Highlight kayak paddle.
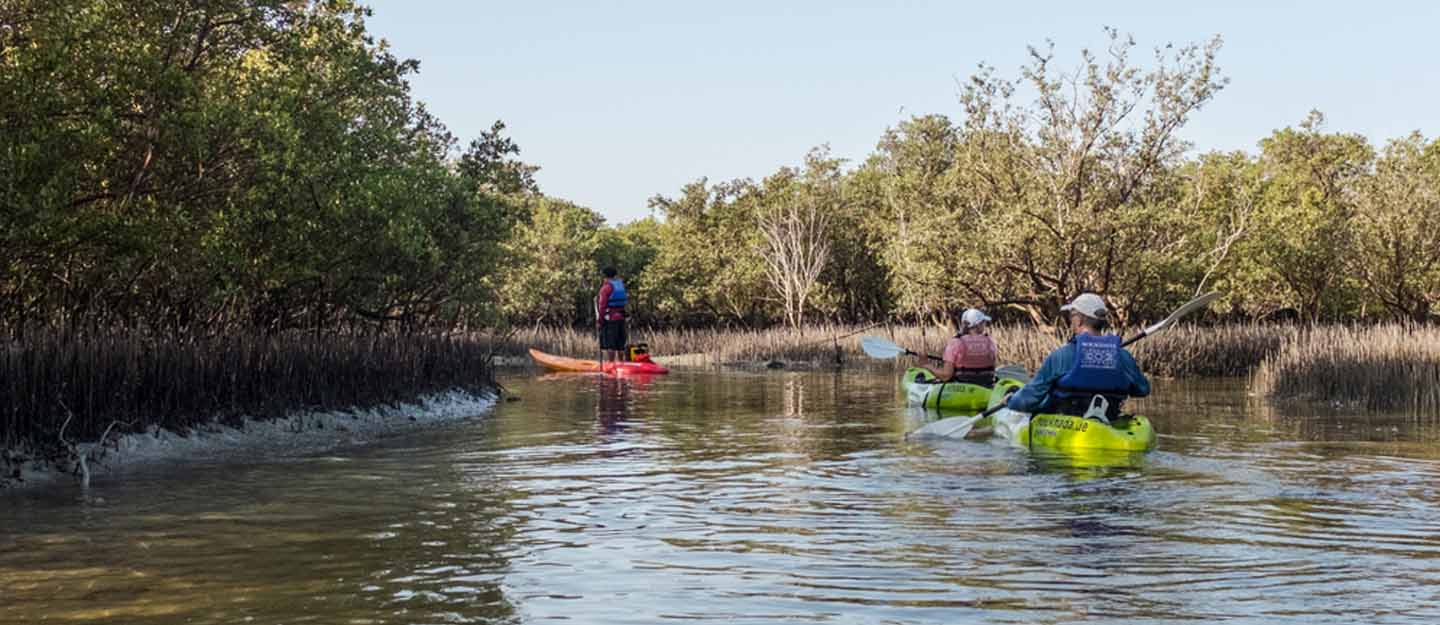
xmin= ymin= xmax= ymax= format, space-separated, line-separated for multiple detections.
xmin=906 ymin=395 xmax=1015 ymax=440
xmin=860 ymin=335 xmax=943 ymax=362
xmin=1121 ymin=291 xmax=1220 ymax=346
xmin=908 ymin=291 xmax=1220 ymax=440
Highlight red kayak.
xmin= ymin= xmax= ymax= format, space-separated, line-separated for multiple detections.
xmin=528 ymin=348 xmax=669 ymax=375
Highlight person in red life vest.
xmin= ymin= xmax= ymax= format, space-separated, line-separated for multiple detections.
xmin=921 ymin=308 xmax=999 ymax=385
xmin=596 ymin=267 xmax=628 ymax=364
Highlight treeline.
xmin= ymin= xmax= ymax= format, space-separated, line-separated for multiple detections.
xmin=607 ymin=112 xmax=1440 ymax=327
xmin=2 ymin=0 xmax=541 ymax=334
xmin=2 ymin=0 xmax=525 ymax=453
xmin=510 ymin=33 xmax=1440 ymax=329
xmin=6 ymin=5 xmax=1439 ymax=337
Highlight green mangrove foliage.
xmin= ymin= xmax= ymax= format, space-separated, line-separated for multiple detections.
xmin=615 ymin=35 xmax=1440 ymax=328
xmin=0 ymin=0 xmax=528 ymax=332
xmin=0 ymin=0 xmax=528 ymax=452
xmin=5 ymin=6 xmax=1440 ymax=334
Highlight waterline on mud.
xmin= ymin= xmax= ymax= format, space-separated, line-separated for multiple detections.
xmin=2 ymin=389 xmax=497 ymax=490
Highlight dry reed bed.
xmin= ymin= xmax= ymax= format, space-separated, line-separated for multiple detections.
xmin=1254 ymin=324 xmax=1440 ymax=411
xmin=6 ymin=321 xmax=1422 ymax=464
xmin=504 ymin=323 xmax=1295 ymax=377
xmin=1130 ymin=323 xmax=1298 ymax=377
xmin=2 ymin=331 xmax=495 ymax=455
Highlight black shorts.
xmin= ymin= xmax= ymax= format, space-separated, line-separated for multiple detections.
xmin=599 ymin=319 xmax=627 ymax=351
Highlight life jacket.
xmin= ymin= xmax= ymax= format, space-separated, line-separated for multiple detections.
xmin=936 ymin=334 xmax=997 ymax=386
xmin=1054 ymin=334 xmax=1131 ymax=397
xmin=952 ymin=334 xmax=997 ymax=372
xmin=606 ymin=279 xmax=627 ymax=310
xmin=627 ymin=343 xmax=650 ymax=362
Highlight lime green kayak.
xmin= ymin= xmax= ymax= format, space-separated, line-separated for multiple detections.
xmin=902 ymin=367 xmax=1024 ymax=412
xmin=1014 ymin=413 xmax=1156 ymax=452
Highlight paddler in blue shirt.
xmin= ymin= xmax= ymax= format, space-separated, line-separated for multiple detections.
xmin=1005 ymin=293 xmax=1150 ymax=422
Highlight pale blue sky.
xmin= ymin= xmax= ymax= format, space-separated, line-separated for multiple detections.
xmin=366 ymin=1 xmax=1439 ymax=223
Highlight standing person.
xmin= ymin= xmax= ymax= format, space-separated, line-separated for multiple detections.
xmin=1006 ymin=293 xmax=1150 ymax=421
xmin=921 ymin=308 xmax=998 ymax=385
xmin=595 ymin=267 xmax=628 ymax=364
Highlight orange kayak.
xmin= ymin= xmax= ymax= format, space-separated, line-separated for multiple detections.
xmin=527 ymin=348 xmax=669 ymax=375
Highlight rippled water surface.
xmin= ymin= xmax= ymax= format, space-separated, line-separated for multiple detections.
xmin=4 ymin=370 xmax=1440 ymax=624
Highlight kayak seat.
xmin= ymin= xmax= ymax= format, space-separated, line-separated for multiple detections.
xmin=951 ymin=371 xmax=996 ymax=387
xmin=1049 ymin=394 xmax=1127 ymax=420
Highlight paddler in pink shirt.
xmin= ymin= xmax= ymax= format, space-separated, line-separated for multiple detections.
xmin=920 ymin=308 xmax=999 ymax=386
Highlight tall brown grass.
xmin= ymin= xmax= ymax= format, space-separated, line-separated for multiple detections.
xmin=504 ymin=323 xmax=1294 ymax=377
xmin=2 ymin=330 xmax=495 ymax=455
xmin=1254 ymin=324 xmax=1440 ymax=411
xmin=1129 ymin=323 xmax=1298 ymax=377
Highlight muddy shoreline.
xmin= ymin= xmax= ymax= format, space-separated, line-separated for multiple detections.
xmin=1 ymin=388 xmax=497 ymax=492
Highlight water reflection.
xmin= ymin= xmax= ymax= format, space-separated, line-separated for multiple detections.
xmin=1026 ymin=449 xmax=1148 ymax=480
xmin=2 ymin=373 xmax=1439 ymax=624
xmin=596 ymin=373 xmax=655 ymax=434
xmin=0 ymin=449 xmax=526 ymax=624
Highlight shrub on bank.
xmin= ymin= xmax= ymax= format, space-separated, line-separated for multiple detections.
xmin=1254 ymin=324 xmax=1440 ymax=411
xmin=1 ymin=331 xmax=496 ymax=457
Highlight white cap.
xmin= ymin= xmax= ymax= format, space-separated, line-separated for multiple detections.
xmin=1060 ymin=293 xmax=1108 ymax=319
xmin=961 ymin=308 xmax=991 ymax=326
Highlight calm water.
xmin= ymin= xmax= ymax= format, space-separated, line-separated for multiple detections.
xmin=3 ymin=370 xmax=1439 ymax=624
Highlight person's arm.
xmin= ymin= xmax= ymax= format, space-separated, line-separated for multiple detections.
xmin=1006 ymin=347 xmax=1069 ymax=412
xmin=596 ymin=282 xmax=612 ymax=325
xmin=924 ymin=361 xmax=956 ymax=380
xmin=924 ymin=339 xmax=961 ymax=379
xmin=1121 ymin=350 xmax=1151 ymax=397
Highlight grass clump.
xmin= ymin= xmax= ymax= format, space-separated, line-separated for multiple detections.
xmin=1254 ymin=324 xmax=1440 ymax=411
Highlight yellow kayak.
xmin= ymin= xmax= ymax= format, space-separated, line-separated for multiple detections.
xmin=1013 ymin=413 xmax=1156 ymax=452
xmin=902 ymin=365 xmax=1027 ymax=411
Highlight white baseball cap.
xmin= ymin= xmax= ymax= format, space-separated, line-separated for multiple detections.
xmin=1060 ymin=293 xmax=1108 ymax=319
xmin=961 ymin=308 xmax=991 ymax=326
